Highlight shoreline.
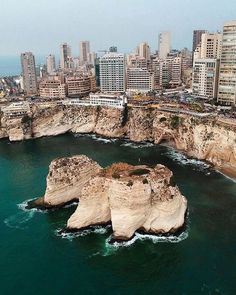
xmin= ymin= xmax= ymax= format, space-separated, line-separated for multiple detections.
xmin=1 ymin=130 xmax=236 ymax=183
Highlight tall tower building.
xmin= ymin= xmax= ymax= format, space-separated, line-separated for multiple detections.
xmin=158 ymin=32 xmax=171 ymax=59
xmin=192 ymin=30 xmax=207 ymax=54
xmin=80 ymin=41 xmax=90 ymax=64
xmin=192 ymin=32 xmax=222 ymax=100
xmin=218 ymin=21 xmax=236 ymax=105
xmin=46 ymin=54 xmax=56 ymax=75
xmin=60 ymin=43 xmax=71 ymax=69
xmin=199 ymin=32 xmax=222 ymax=59
xmin=99 ymin=53 xmax=126 ymax=93
xmin=139 ymin=42 xmax=151 ymax=61
xmin=20 ymin=52 xmax=37 ymax=96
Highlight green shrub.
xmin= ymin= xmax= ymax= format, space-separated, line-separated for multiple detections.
xmin=112 ymin=172 xmax=120 ymax=179
xmin=142 ymin=178 xmax=148 ymax=184
xmin=170 ymin=115 xmax=182 ymax=129
xmin=127 ymin=180 xmax=133 ymax=187
xmin=129 ymin=168 xmax=150 ymax=176
xmin=159 ymin=117 xmax=167 ymax=123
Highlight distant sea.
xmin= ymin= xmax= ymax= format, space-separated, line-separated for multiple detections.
xmin=0 ymin=55 xmax=48 ymax=77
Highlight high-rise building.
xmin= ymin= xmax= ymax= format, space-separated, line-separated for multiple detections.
xmin=218 ymin=21 xmax=236 ymax=105
xmin=170 ymin=57 xmax=182 ymax=87
xmin=60 ymin=43 xmax=71 ymax=69
xmin=139 ymin=42 xmax=151 ymax=61
xmin=46 ymin=54 xmax=56 ymax=75
xmin=127 ymin=68 xmax=154 ymax=93
xmin=158 ymin=32 xmax=171 ymax=59
xmin=192 ymin=59 xmax=220 ymax=99
xmin=192 ymin=32 xmax=222 ymax=99
xmin=153 ymin=58 xmax=171 ymax=88
xmin=100 ymin=53 xmax=126 ymax=93
xmin=21 ymin=52 xmax=37 ymax=96
xmin=192 ymin=30 xmax=207 ymax=55
xmin=198 ymin=32 xmax=222 ymax=59
xmin=80 ymin=41 xmax=90 ymax=64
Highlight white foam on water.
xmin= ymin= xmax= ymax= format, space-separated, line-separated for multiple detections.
xmin=4 ymin=210 xmax=35 ymax=230
xmin=74 ymin=133 xmax=118 ymax=144
xmin=17 ymin=199 xmax=48 ymax=214
xmin=121 ymin=142 xmax=154 ymax=149
xmin=165 ymin=148 xmax=211 ymax=172
xmin=64 ymin=201 xmax=79 ymax=208
xmin=55 ymin=225 xmax=111 ymax=241
xmin=100 ymin=228 xmax=189 ymax=256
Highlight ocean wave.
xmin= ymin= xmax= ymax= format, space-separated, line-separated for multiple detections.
xmin=17 ymin=199 xmax=48 ymax=213
xmin=74 ymin=133 xmax=118 ymax=144
xmin=120 ymin=142 xmax=154 ymax=149
xmin=165 ymin=148 xmax=211 ymax=171
xmin=55 ymin=225 xmax=111 ymax=241
xmin=4 ymin=210 xmax=35 ymax=230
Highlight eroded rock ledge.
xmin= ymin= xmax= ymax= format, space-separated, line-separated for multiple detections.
xmin=30 ymin=155 xmax=187 ymax=241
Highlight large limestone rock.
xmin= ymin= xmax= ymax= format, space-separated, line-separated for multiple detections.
xmin=29 ymin=155 xmax=101 ymax=208
xmin=58 ymin=158 xmax=187 ymax=241
xmin=67 ymin=176 xmax=111 ymax=229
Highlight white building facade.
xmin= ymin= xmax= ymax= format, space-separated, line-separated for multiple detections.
xmin=100 ymin=53 xmax=126 ymax=93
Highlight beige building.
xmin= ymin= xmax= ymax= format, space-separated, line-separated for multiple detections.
xmin=218 ymin=21 xmax=236 ymax=105
xmin=193 ymin=32 xmax=222 ymax=99
xmin=170 ymin=57 xmax=182 ymax=87
xmin=158 ymin=32 xmax=171 ymax=59
xmin=46 ymin=54 xmax=56 ymax=75
xmin=138 ymin=42 xmax=151 ymax=61
xmin=39 ymin=76 xmax=67 ymax=99
xmin=60 ymin=43 xmax=71 ymax=69
xmin=80 ymin=41 xmax=90 ymax=64
xmin=127 ymin=55 xmax=147 ymax=69
xmin=200 ymin=32 xmax=222 ymax=59
xmin=66 ymin=74 xmax=95 ymax=97
xmin=21 ymin=52 xmax=38 ymax=96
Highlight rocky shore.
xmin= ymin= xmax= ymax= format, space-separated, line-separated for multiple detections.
xmin=30 ymin=155 xmax=188 ymax=241
xmin=1 ymin=104 xmax=236 ymax=178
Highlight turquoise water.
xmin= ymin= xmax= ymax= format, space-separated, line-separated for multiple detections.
xmin=0 ymin=134 xmax=236 ymax=294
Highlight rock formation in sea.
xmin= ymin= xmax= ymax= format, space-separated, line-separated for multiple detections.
xmin=1 ymin=104 xmax=236 ymax=177
xmin=30 ymin=155 xmax=188 ymax=241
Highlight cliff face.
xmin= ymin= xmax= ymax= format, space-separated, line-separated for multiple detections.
xmin=1 ymin=104 xmax=236 ymax=177
xmin=34 ymin=156 xmax=187 ymax=240
xmin=42 ymin=155 xmax=101 ymax=206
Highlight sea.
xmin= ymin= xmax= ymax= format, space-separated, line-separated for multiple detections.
xmin=0 ymin=56 xmax=47 ymax=77
xmin=0 ymin=133 xmax=236 ymax=294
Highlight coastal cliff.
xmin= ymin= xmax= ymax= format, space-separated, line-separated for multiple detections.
xmin=1 ymin=105 xmax=236 ymax=177
xmin=31 ymin=156 xmax=187 ymax=241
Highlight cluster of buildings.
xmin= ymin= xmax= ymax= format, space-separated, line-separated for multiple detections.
xmin=192 ymin=21 xmax=236 ymax=105
xmin=19 ymin=20 xmax=236 ymax=107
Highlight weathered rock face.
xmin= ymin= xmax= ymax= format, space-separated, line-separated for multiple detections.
xmin=1 ymin=104 xmax=236 ymax=178
xmin=38 ymin=157 xmax=187 ymax=241
xmin=39 ymin=155 xmax=101 ymax=207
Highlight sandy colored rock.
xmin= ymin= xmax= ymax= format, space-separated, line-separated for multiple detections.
xmin=43 ymin=155 xmax=101 ymax=206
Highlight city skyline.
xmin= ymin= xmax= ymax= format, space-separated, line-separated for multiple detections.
xmin=1 ymin=0 xmax=236 ymax=56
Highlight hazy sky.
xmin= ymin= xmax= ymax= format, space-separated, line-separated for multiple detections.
xmin=1 ymin=0 xmax=236 ymax=57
